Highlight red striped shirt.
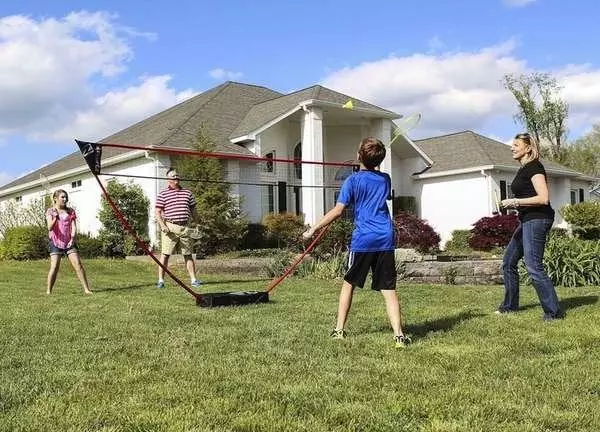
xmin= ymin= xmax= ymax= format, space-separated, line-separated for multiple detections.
xmin=156 ymin=186 xmax=196 ymax=223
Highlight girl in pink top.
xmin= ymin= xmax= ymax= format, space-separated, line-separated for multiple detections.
xmin=45 ymin=189 xmax=92 ymax=295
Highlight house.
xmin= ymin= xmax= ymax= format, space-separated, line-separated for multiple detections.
xmin=411 ymin=131 xmax=597 ymax=245
xmin=0 ymin=81 xmax=596 ymax=248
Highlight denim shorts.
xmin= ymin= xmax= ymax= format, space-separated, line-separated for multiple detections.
xmin=48 ymin=240 xmax=78 ymax=256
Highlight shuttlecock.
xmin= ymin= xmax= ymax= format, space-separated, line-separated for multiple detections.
xmin=342 ymin=99 xmax=354 ymax=110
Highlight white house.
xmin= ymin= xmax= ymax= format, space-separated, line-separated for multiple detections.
xmin=0 ymin=81 xmax=597 ymax=248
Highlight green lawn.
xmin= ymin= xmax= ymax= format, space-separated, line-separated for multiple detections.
xmin=1 ymin=259 xmax=599 ymax=432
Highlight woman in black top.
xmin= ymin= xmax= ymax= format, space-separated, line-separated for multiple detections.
xmin=497 ymin=132 xmax=563 ymax=320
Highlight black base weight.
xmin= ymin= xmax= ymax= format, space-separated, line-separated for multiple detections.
xmin=196 ymin=291 xmax=270 ymax=308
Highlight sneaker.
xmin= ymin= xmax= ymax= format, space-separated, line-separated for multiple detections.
xmin=394 ymin=335 xmax=411 ymax=348
xmin=330 ymin=328 xmax=346 ymax=339
xmin=156 ymin=281 xmax=165 ymax=289
xmin=191 ymin=279 xmax=204 ymax=287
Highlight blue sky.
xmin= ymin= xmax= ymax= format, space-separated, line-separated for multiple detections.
xmin=1 ymin=0 xmax=600 ymax=186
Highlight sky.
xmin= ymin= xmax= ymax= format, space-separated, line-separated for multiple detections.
xmin=1 ymin=0 xmax=600 ymax=186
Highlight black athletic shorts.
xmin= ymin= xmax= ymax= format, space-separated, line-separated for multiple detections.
xmin=344 ymin=251 xmax=397 ymax=291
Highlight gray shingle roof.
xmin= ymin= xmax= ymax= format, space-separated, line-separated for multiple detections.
xmin=230 ymin=85 xmax=397 ymax=138
xmin=0 ymin=82 xmax=282 ymax=192
xmin=414 ymin=131 xmax=581 ymax=176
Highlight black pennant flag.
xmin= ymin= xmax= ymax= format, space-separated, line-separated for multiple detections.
xmin=75 ymin=140 xmax=102 ymax=175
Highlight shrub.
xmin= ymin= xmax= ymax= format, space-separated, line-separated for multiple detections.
xmin=444 ymin=230 xmax=472 ymax=253
xmin=560 ymin=201 xmax=600 ymax=240
xmin=0 ymin=226 xmax=47 ymax=260
xmin=239 ymin=223 xmax=277 ymax=250
xmin=519 ymin=236 xmax=600 ymax=287
xmin=262 ymin=250 xmax=296 ymax=277
xmin=394 ymin=211 xmax=440 ymax=253
xmin=312 ymin=218 xmax=353 ymax=258
xmin=0 ymin=197 xmax=46 ymax=238
xmin=76 ymin=233 xmax=104 ymax=258
xmin=98 ymin=180 xmax=150 ymax=257
xmin=262 ymin=213 xmax=306 ymax=251
xmin=297 ymin=252 xmax=348 ymax=279
xmin=469 ymin=214 xmax=519 ymax=251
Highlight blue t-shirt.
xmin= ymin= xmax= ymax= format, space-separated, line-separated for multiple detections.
xmin=337 ymin=170 xmax=395 ymax=252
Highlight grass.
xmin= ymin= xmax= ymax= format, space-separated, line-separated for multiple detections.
xmin=1 ymin=259 xmax=599 ymax=431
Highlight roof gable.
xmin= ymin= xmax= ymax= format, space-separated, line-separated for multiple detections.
xmin=230 ymin=85 xmax=397 ymax=139
xmin=414 ymin=131 xmax=581 ymax=175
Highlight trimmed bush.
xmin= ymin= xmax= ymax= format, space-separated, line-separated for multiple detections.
xmin=1 ymin=226 xmax=48 ymax=260
xmin=262 ymin=213 xmax=306 ymax=251
xmin=560 ymin=201 xmax=600 ymax=240
xmin=469 ymin=214 xmax=519 ymax=251
xmin=239 ymin=223 xmax=277 ymax=250
xmin=76 ymin=233 xmax=104 ymax=258
xmin=444 ymin=230 xmax=472 ymax=253
xmin=394 ymin=211 xmax=440 ymax=253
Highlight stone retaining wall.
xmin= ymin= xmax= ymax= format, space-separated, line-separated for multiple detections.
xmin=128 ymin=255 xmax=504 ymax=285
xmin=402 ymin=260 xmax=503 ymax=285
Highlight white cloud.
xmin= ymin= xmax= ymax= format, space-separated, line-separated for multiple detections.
xmin=209 ymin=68 xmax=243 ymax=81
xmin=321 ymin=40 xmax=600 ymax=140
xmin=0 ymin=11 xmax=194 ymax=143
xmin=44 ymin=75 xmax=197 ymax=141
xmin=503 ymin=0 xmax=537 ymax=7
xmin=321 ymin=40 xmax=526 ymax=138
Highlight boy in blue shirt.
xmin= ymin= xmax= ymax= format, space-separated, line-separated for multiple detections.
xmin=303 ymin=137 xmax=410 ymax=348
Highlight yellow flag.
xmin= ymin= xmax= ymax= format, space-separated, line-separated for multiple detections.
xmin=342 ymin=99 xmax=354 ymax=110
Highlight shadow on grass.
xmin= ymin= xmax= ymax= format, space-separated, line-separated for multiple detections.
xmin=518 ymin=295 xmax=598 ymax=313
xmin=92 ymin=283 xmax=149 ymax=292
xmin=404 ymin=310 xmax=487 ymax=341
xmin=200 ymin=278 xmax=271 ymax=286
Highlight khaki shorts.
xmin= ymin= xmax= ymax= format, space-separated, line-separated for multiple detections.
xmin=161 ymin=221 xmax=195 ymax=255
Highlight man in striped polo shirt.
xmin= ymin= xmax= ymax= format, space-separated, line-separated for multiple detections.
xmin=155 ymin=168 xmax=203 ymax=288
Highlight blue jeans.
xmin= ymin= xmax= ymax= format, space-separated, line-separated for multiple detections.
xmin=500 ymin=218 xmax=562 ymax=317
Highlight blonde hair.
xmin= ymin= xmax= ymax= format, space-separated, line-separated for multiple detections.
xmin=514 ymin=132 xmax=540 ymax=162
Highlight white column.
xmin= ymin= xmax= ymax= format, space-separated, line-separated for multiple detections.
xmin=301 ymin=107 xmax=324 ymax=225
xmin=370 ymin=118 xmax=393 ymax=215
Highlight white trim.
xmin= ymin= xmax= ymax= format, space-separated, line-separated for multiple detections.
xmin=230 ymin=106 xmax=303 ymax=143
xmin=414 ymin=163 xmax=596 ymax=181
xmin=230 ymin=98 xmax=401 ymax=143
xmin=398 ymin=134 xmax=434 ymax=166
xmin=414 ymin=165 xmax=496 ymax=179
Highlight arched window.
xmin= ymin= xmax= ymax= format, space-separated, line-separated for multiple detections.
xmin=293 ymin=143 xmax=302 ymax=180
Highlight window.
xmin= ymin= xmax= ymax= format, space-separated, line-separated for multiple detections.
xmin=294 ymin=143 xmax=302 ymax=180
xmin=264 ymin=152 xmax=275 ymax=174
xmin=71 ymin=179 xmax=82 ymax=189
xmin=15 ymin=196 xmax=22 ymax=202
xmin=570 ymin=188 xmax=585 ymax=205
xmin=500 ymin=181 xmax=514 ymax=200
xmin=334 ymin=191 xmax=354 ymax=220
xmin=570 ymin=190 xmax=577 ymax=205
xmin=267 ymin=185 xmax=274 ymax=212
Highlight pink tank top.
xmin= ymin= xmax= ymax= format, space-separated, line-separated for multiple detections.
xmin=47 ymin=208 xmax=77 ymax=248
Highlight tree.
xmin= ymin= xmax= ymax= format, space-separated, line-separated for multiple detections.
xmin=503 ymin=72 xmax=568 ymax=159
xmin=0 ymin=197 xmax=46 ymax=238
xmin=98 ymin=180 xmax=150 ymax=257
xmin=562 ymin=123 xmax=600 ymax=177
xmin=174 ymin=128 xmax=248 ymax=256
